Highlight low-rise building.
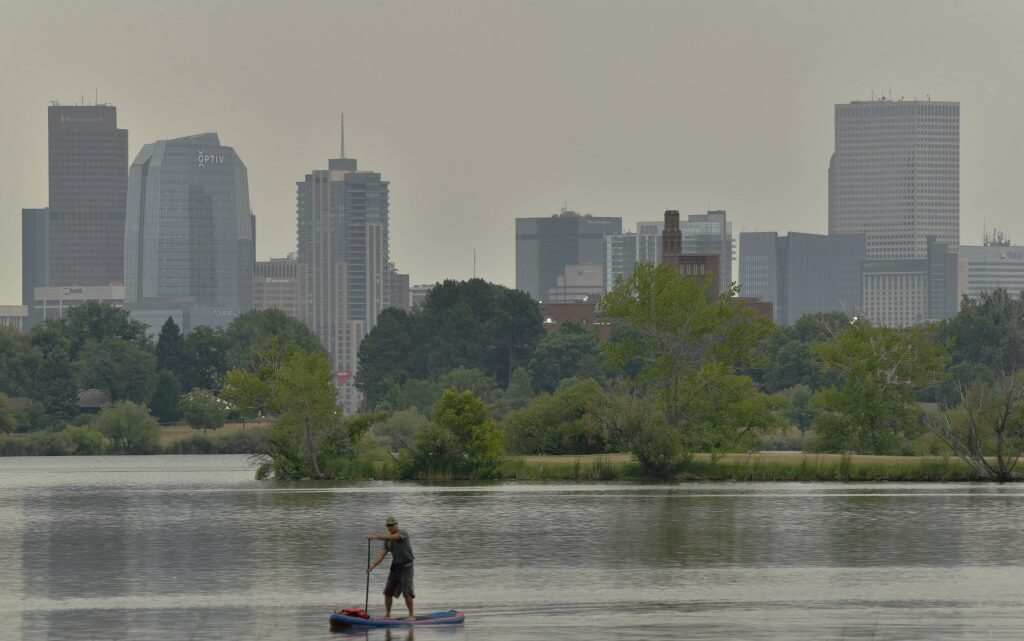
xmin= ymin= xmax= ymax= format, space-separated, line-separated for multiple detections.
xmin=32 ymin=285 xmax=125 ymax=323
xmin=0 ymin=305 xmax=29 ymax=332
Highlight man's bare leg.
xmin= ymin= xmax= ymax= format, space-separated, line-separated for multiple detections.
xmin=405 ymin=595 xmax=415 ymax=620
xmin=384 ymin=594 xmax=393 ymax=619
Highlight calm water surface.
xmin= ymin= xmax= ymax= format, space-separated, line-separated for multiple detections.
xmin=2 ymin=455 xmax=1024 ymax=640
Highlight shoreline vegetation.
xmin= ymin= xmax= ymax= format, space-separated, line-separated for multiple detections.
xmin=5 ymin=277 xmax=1024 ymax=482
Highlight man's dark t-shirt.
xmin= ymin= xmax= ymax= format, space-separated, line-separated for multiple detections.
xmin=385 ymin=530 xmax=414 ymax=570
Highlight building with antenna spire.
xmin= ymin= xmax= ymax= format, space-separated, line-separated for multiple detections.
xmin=296 ymin=120 xmax=390 ymax=413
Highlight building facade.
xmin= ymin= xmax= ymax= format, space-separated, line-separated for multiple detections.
xmin=605 ymin=226 xmax=662 ymax=292
xmin=515 ymin=208 xmax=621 ymax=300
xmin=739 ymin=231 xmax=866 ymax=325
xmin=48 ymin=104 xmax=129 ymax=287
xmin=861 ymin=237 xmax=957 ymax=328
xmin=660 ymin=210 xmax=721 ymax=293
xmin=682 ymin=210 xmax=734 ymax=293
xmin=0 ymin=306 xmax=29 ymax=332
xmin=296 ymin=155 xmax=390 ymax=413
xmin=21 ymin=208 xmax=49 ymax=322
xmin=31 ymin=285 xmax=125 ymax=323
xmin=124 ymin=133 xmax=254 ymax=334
xmin=253 ymin=256 xmax=300 ymax=319
xmin=828 ymin=98 xmax=960 ymax=260
xmin=956 ymin=239 xmax=1024 ymax=300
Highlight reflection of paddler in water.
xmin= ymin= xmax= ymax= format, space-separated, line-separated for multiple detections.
xmin=332 ymin=627 xmax=414 ymax=640
xmin=384 ymin=627 xmax=415 ymax=641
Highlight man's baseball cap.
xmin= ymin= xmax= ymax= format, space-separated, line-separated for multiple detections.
xmin=385 ymin=516 xmax=397 ymax=525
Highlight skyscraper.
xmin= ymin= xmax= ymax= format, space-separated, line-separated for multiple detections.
xmin=297 ymin=148 xmax=390 ymax=413
xmin=47 ymin=104 xmax=129 ymax=286
xmin=515 ymin=208 xmax=622 ymax=300
xmin=124 ymin=133 xmax=254 ymax=333
xmin=828 ymin=98 xmax=959 ymax=260
xmin=739 ymin=231 xmax=866 ymax=325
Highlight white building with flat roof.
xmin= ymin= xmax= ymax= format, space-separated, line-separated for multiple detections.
xmin=829 ymin=98 xmax=959 ymax=260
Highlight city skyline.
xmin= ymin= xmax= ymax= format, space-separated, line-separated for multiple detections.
xmin=3 ymin=1 xmax=1024 ymax=306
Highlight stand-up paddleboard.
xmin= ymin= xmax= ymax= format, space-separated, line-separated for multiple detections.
xmin=330 ymin=609 xmax=465 ymax=628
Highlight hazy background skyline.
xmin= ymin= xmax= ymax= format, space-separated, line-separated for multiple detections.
xmin=2 ymin=0 xmax=1023 ymax=305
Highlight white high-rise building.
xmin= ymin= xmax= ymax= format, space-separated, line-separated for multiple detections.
xmin=828 ymin=98 xmax=959 ymax=260
xmin=296 ymin=140 xmax=389 ymax=414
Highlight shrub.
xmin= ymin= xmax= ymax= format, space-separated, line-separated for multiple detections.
xmin=93 ymin=401 xmax=160 ymax=454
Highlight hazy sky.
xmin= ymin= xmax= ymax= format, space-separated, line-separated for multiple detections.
xmin=2 ymin=0 xmax=1023 ymax=305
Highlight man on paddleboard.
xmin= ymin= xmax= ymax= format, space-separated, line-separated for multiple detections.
xmin=367 ymin=516 xmax=415 ymax=620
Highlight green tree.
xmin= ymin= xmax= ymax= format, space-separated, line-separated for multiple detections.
xmin=224 ymin=309 xmax=324 ymax=369
xmin=932 ymin=373 xmax=1024 ymax=481
xmin=940 ymin=289 xmax=1024 ymax=376
xmin=490 ymin=366 xmax=534 ymax=419
xmin=810 ymin=322 xmax=948 ymax=454
xmin=357 ymin=279 xmax=544 ymax=407
xmin=178 ymin=389 xmax=228 ymax=433
xmin=182 ymin=326 xmax=230 ymax=391
xmin=406 ymin=388 xmax=504 ymax=478
xmin=0 ymin=327 xmax=42 ymax=397
xmin=600 ymin=263 xmax=775 ymax=459
xmin=527 ymin=322 xmax=604 ymax=393
xmin=781 ymin=384 xmax=817 ymax=436
xmin=0 ymin=393 xmax=15 ymax=435
xmin=155 ymin=317 xmax=187 ymax=382
xmin=93 ymin=401 xmax=161 ymax=454
xmin=757 ymin=312 xmax=850 ymax=393
xmin=75 ymin=339 xmax=158 ymax=404
xmin=15 ymin=402 xmax=51 ymax=432
xmin=33 ymin=349 xmax=79 ymax=422
xmin=503 ymin=378 xmax=609 ymax=454
xmin=150 ymin=370 xmax=183 ymax=423
xmin=222 ymin=348 xmax=349 ymax=479
xmin=373 ymin=408 xmax=429 ymax=452
xmin=61 ymin=301 xmax=150 ymax=358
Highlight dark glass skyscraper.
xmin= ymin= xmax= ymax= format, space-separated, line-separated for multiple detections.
xmin=47 ymin=104 xmax=128 ymax=286
xmin=21 ymin=208 xmax=48 ymax=308
xmin=124 ymin=133 xmax=254 ymax=332
xmin=515 ymin=209 xmax=622 ymax=300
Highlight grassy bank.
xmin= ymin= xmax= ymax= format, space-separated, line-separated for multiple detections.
xmin=498 ymin=452 xmax=978 ymax=482
xmin=159 ymin=421 xmax=269 ymax=446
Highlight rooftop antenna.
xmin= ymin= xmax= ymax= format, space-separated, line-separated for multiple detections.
xmin=473 ymin=248 xmax=477 ymax=278
xmin=340 ymin=113 xmax=345 ymax=158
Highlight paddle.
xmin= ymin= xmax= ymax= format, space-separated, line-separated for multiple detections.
xmin=365 ymin=538 xmax=371 ymax=613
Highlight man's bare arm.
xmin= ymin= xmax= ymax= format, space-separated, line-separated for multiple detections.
xmin=367 ymin=545 xmax=389 ymax=573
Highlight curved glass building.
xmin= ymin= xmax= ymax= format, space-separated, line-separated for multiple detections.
xmin=124 ymin=133 xmax=254 ymax=332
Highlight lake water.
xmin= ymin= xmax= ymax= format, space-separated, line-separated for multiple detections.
xmin=3 ymin=455 xmax=1024 ymax=640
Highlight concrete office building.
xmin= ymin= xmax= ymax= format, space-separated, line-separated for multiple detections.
xmin=957 ymin=232 xmax=1024 ymax=300
xmin=0 ymin=306 xmax=29 ymax=332
xmin=48 ymin=104 xmax=129 ymax=287
xmin=739 ymin=232 xmax=866 ymax=325
xmin=297 ymin=143 xmax=390 ymax=414
xmin=516 ymin=208 xmax=622 ymax=300
xmin=31 ymin=285 xmax=125 ymax=323
xmin=387 ymin=267 xmax=411 ymax=311
xmin=546 ymin=264 xmax=604 ymax=303
xmin=861 ymin=237 xmax=957 ymax=328
xmin=410 ymin=284 xmax=435 ymax=308
xmin=682 ymin=211 xmax=734 ymax=293
xmin=828 ymin=98 xmax=960 ymax=260
xmin=253 ymin=256 xmax=300 ymax=319
xmin=124 ymin=133 xmax=254 ymax=334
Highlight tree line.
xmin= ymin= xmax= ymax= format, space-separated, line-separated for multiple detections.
xmin=0 ymin=303 xmax=322 ymax=454
xmin=6 ymin=272 xmax=1024 ymax=482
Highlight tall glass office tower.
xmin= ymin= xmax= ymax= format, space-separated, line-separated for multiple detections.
xmin=828 ymin=98 xmax=960 ymax=260
xmin=124 ymin=133 xmax=254 ymax=332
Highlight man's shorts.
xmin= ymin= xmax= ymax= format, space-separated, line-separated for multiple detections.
xmin=383 ymin=564 xmax=414 ymax=598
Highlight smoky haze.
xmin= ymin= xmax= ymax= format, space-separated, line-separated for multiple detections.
xmin=2 ymin=0 xmax=1023 ymax=305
